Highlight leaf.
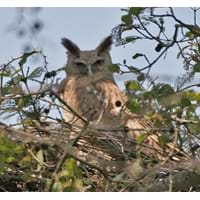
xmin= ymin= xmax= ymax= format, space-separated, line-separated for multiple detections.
xmin=73 ymin=179 xmax=84 ymax=192
xmin=187 ymin=120 xmax=200 ymax=135
xmin=185 ymin=90 xmax=200 ymax=102
xmin=158 ymin=84 xmax=174 ymax=96
xmin=129 ymin=7 xmax=145 ymax=16
xmin=18 ymin=51 xmax=37 ymax=67
xmin=158 ymin=134 xmax=171 ymax=147
xmin=185 ymin=31 xmax=196 ymax=39
xmin=108 ymin=64 xmax=120 ymax=73
xmin=35 ymin=149 xmax=44 ymax=171
xmin=181 ymin=97 xmax=191 ymax=107
xmin=121 ymin=14 xmax=133 ymax=26
xmin=0 ymin=71 xmax=9 ymax=77
xmin=137 ymin=74 xmax=145 ymax=81
xmin=36 ymin=149 xmax=44 ymax=166
xmin=126 ymin=80 xmax=141 ymax=90
xmin=16 ymin=95 xmax=33 ymax=108
xmin=0 ymin=135 xmax=24 ymax=174
xmin=128 ymin=159 xmax=144 ymax=177
xmin=62 ymin=158 xmax=81 ymax=177
xmin=127 ymin=98 xmax=141 ymax=113
xmin=159 ymin=93 xmax=182 ymax=107
xmin=132 ymin=53 xmax=143 ymax=59
xmin=155 ymin=84 xmax=175 ymax=106
xmin=6 ymin=156 xmax=15 ymax=163
xmin=136 ymin=134 xmax=146 ymax=144
xmin=193 ymin=62 xmax=200 ymax=73
xmin=112 ymin=173 xmax=126 ymax=182
xmin=52 ymin=181 xmax=63 ymax=192
xmin=1 ymin=84 xmax=24 ymax=95
xmin=125 ymin=37 xmax=137 ymax=43
xmin=28 ymin=67 xmax=44 ymax=79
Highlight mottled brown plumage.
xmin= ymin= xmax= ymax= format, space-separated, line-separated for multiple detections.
xmin=58 ymin=36 xmax=129 ymax=129
xmin=58 ymin=75 xmax=128 ymax=129
xmin=58 ymin=36 xmax=183 ymax=160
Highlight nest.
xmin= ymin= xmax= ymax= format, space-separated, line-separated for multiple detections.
xmin=0 ymin=120 xmax=198 ymax=191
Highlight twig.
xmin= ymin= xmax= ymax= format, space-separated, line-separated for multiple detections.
xmin=50 ymin=90 xmax=88 ymax=124
xmin=27 ymin=147 xmax=55 ymax=168
xmin=48 ymin=120 xmax=90 ymax=191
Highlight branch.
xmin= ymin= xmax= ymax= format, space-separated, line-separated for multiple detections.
xmin=141 ymin=170 xmax=200 ymax=192
xmin=0 ymin=121 xmax=126 ymax=175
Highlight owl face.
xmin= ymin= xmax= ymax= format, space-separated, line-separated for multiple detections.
xmin=61 ymin=36 xmax=113 ymax=77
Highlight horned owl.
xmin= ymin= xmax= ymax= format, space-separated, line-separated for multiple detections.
xmin=58 ymin=36 xmax=158 ymax=147
xmin=58 ymin=36 xmax=129 ymax=130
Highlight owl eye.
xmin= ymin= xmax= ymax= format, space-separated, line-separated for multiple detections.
xmin=94 ymin=59 xmax=104 ymax=65
xmin=75 ymin=61 xmax=86 ymax=67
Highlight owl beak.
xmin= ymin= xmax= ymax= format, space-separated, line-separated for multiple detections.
xmin=87 ymin=65 xmax=93 ymax=76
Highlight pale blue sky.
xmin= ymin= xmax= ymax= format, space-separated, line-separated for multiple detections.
xmin=0 ymin=7 xmax=199 ymax=88
xmin=1 ymin=7 xmax=200 ymax=123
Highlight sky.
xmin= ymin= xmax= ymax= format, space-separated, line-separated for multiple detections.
xmin=0 ymin=7 xmax=200 ymax=124
xmin=0 ymin=7 xmax=199 ymax=89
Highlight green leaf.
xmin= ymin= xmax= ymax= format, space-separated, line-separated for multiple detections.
xmin=159 ymin=93 xmax=182 ymax=107
xmin=136 ymin=134 xmax=146 ymax=144
xmin=18 ymin=51 xmax=37 ymax=67
xmin=0 ymin=134 xmax=24 ymax=173
xmin=158 ymin=134 xmax=170 ymax=147
xmin=6 ymin=156 xmax=15 ymax=163
xmin=52 ymin=181 xmax=63 ymax=192
xmin=0 ymin=71 xmax=9 ymax=77
xmin=73 ymin=179 xmax=84 ymax=192
xmin=132 ymin=53 xmax=143 ymax=59
xmin=16 ymin=95 xmax=33 ymax=108
xmin=36 ymin=149 xmax=44 ymax=167
xmin=63 ymin=158 xmax=79 ymax=177
xmin=108 ymin=64 xmax=120 ymax=73
xmin=158 ymin=84 xmax=174 ymax=96
xmin=128 ymin=159 xmax=144 ymax=177
xmin=121 ymin=14 xmax=133 ymax=26
xmin=112 ymin=173 xmax=125 ymax=182
xmin=1 ymin=84 xmax=24 ymax=95
xmin=129 ymin=7 xmax=145 ymax=16
xmin=126 ymin=80 xmax=141 ymax=90
xmin=185 ymin=31 xmax=194 ymax=38
xmin=28 ymin=67 xmax=44 ymax=79
xmin=137 ymin=74 xmax=145 ymax=81
xmin=127 ymin=98 xmax=142 ymax=113
xmin=125 ymin=37 xmax=137 ymax=43
xmin=193 ymin=63 xmax=200 ymax=73
xmin=152 ymin=84 xmax=176 ymax=106
xmin=181 ymin=97 xmax=191 ymax=107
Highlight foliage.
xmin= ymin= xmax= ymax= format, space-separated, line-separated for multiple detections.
xmin=0 ymin=134 xmax=24 ymax=173
xmin=52 ymin=158 xmax=84 ymax=192
xmin=111 ymin=7 xmax=200 ymax=153
xmin=1 ymin=7 xmax=200 ymax=191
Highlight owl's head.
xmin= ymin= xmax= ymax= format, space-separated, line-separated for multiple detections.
xmin=61 ymin=36 xmax=113 ymax=77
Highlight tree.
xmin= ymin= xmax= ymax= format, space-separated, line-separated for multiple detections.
xmin=0 ymin=7 xmax=200 ymax=191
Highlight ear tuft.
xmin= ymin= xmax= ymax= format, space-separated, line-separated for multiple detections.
xmin=97 ymin=35 xmax=112 ymax=54
xmin=61 ymin=38 xmax=80 ymax=56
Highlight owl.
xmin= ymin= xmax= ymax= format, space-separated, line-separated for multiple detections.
xmin=57 ymin=35 xmax=154 ymax=136
xmin=58 ymin=36 xmax=130 ymax=130
xmin=57 ymin=36 xmax=183 ymax=160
